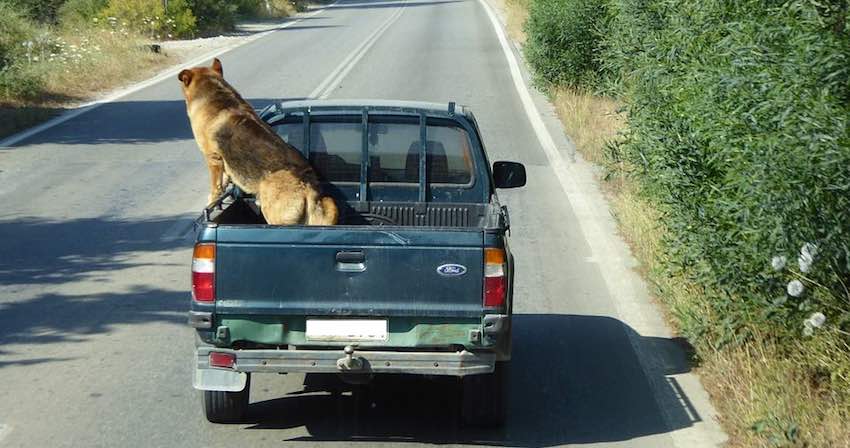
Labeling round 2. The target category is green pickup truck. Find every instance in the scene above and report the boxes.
[188,100,526,426]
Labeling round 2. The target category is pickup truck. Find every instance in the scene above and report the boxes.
[188,100,526,426]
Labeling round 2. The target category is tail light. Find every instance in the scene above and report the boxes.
[484,248,507,308]
[192,243,215,302]
[209,352,235,369]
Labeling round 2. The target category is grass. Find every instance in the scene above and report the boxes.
[517,10,850,448]
[44,29,175,100]
[504,0,529,44]
[703,334,850,447]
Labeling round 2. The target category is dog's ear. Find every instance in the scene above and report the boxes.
[178,69,193,87]
[211,58,223,76]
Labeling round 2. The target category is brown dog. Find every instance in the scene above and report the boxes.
[178,58,338,225]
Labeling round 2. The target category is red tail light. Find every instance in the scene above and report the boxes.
[209,352,235,369]
[192,243,215,302]
[484,248,507,308]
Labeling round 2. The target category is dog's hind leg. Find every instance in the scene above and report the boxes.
[257,172,307,225]
[309,196,339,225]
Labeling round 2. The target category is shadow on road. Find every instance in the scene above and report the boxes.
[0,213,191,365]
[240,314,701,446]
[0,287,186,362]
[0,215,191,287]
[228,24,341,36]
[328,0,462,10]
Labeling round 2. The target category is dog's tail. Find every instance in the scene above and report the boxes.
[307,195,338,226]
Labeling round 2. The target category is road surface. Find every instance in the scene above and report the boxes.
[0,0,726,446]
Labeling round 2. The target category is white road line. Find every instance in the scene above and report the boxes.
[308,1,406,99]
[0,2,338,149]
[476,0,726,446]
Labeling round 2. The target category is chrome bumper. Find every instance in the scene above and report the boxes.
[195,346,496,377]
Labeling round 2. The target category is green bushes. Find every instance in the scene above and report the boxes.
[526,0,850,345]
[603,0,850,346]
[524,0,850,437]
[524,0,608,88]
[58,0,109,24]
[0,2,48,98]
[99,0,197,38]
[6,0,68,23]
[235,0,298,18]
[186,0,238,34]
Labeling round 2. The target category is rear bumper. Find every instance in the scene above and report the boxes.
[194,346,495,384]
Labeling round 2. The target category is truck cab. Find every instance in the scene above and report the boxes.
[189,100,525,426]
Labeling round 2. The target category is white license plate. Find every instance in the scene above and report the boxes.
[305,319,388,342]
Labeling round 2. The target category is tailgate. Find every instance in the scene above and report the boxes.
[214,226,485,318]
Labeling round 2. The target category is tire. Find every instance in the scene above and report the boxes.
[203,374,250,423]
[461,362,508,427]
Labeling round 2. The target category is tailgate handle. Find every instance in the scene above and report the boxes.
[336,251,366,272]
[336,251,365,263]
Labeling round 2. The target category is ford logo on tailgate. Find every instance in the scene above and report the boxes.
[437,264,467,277]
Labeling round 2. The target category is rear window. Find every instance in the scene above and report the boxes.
[274,117,474,185]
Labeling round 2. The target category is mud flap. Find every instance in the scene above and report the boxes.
[193,368,248,392]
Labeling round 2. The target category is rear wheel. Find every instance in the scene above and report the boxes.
[203,374,250,423]
[461,362,508,427]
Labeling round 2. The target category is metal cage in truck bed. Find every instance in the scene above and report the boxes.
[201,100,508,229]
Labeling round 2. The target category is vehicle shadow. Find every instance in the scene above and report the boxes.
[241,314,701,446]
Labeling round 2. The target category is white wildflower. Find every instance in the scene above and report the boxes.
[808,312,826,328]
[798,255,812,273]
[771,255,787,271]
[798,242,817,273]
[801,242,818,258]
[787,279,805,297]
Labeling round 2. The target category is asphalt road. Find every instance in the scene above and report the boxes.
[0,0,727,446]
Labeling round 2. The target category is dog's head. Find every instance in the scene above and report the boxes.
[178,58,224,102]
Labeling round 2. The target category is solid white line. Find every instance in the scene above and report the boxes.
[309,1,406,99]
[0,3,337,149]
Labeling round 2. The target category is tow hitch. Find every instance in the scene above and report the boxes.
[336,345,364,371]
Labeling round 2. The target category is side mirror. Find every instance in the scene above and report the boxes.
[493,161,526,189]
